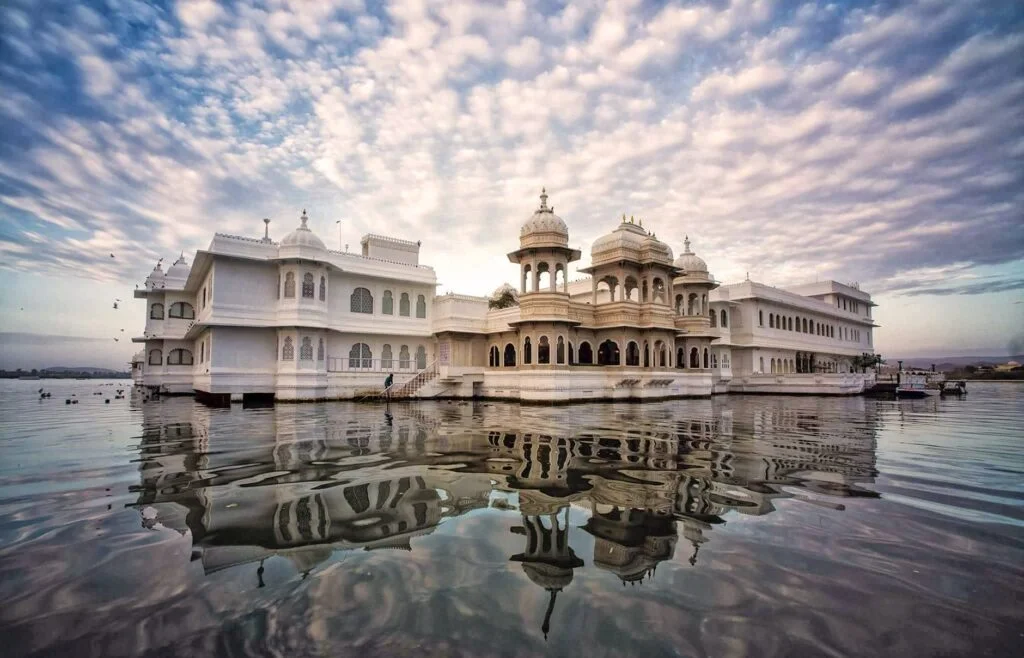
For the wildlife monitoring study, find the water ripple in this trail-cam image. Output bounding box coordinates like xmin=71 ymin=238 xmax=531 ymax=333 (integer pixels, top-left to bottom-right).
xmin=0 ymin=379 xmax=1022 ymax=657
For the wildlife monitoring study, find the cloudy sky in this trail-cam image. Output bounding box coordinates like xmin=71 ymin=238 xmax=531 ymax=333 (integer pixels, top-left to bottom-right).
xmin=0 ymin=0 xmax=1022 ymax=369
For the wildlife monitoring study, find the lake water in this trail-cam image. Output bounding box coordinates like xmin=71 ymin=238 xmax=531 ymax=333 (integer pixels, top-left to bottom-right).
xmin=0 ymin=380 xmax=1022 ymax=657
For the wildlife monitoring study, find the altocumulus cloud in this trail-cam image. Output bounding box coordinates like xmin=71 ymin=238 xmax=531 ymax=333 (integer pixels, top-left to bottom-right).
xmin=0 ymin=0 xmax=1021 ymax=297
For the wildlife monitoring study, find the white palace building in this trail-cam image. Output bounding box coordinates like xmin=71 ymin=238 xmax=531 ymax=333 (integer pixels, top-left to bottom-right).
xmin=134 ymin=190 xmax=877 ymax=403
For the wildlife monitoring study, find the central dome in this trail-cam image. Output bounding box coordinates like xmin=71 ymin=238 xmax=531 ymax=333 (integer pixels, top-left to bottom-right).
xmin=281 ymin=210 xmax=327 ymax=251
xmin=520 ymin=188 xmax=569 ymax=248
xmin=591 ymin=217 xmax=673 ymax=266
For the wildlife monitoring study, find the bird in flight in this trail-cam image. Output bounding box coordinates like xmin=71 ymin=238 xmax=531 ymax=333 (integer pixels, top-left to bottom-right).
xmin=113 ymin=338 xmax=119 ymax=342
xmin=110 ymin=253 xmax=115 ymax=258
xmin=113 ymin=302 xmax=119 ymax=309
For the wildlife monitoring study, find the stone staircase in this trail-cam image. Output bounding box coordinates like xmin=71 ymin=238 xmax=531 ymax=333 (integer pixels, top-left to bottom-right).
xmin=389 ymin=361 xmax=439 ymax=399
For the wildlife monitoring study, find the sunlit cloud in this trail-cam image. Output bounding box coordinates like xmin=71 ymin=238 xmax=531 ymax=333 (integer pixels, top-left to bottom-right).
xmin=0 ymin=0 xmax=1020 ymax=306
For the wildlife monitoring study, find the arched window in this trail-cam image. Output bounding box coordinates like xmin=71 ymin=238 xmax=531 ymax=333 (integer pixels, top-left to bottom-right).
xmin=556 ymin=337 xmax=565 ymax=364
xmin=302 ymin=273 xmax=315 ymax=298
xmin=382 ymin=291 xmax=394 ymax=315
xmin=148 ymin=349 xmax=162 ymax=365
xmin=788 ymin=317 xmax=793 ymax=331
xmin=416 ymin=294 xmax=426 ymax=319
xmin=319 ymin=276 xmax=326 ymax=302
xmin=690 ymin=347 xmax=700 ymax=368
xmin=399 ymin=293 xmax=410 ymax=316
xmin=709 ymin=311 xmax=717 ymax=327
xmin=399 ymin=345 xmax=410 ymax=369
xmin=489 ymin=345 xmax=499 ymax=367
xmin=349 ymin=343 xmax=372 ymax=368
xmin=568 ymin=341 xmax=574 ymax=364
xmin=771 ymin=358 xmax=776 ymax=373
xmin=350 ymin=287 xmax=373 ymax=313
xmin=578 ymin=341 xmax=593 ymax=365
xmin=416 ymin=345 xmax=427 ymax=369
xmin=167 ymin=348 xmax=193 ymax=365
xmin=759 ymin=310 xmax=764 ymax=326
xmin=382 ymin=344 xmax=393 ymax=369
xmin=503 ymin=343 xmax=516 ymax=367
xmin=656 ymin=341 xmax=667 ymax=367
xmin=676 ymin=294 xmax=684 ymax=315
xmin=803 ymin=318 xmax=808 ymax=333
xmin=282 ymin=337 xmax=294 ymax=360
xmin=284 ymin=272 xmax=295 ymax=298
xmin=150 ymin=303 xmax=164 ymax=319
xmin=598 ymin=340 xmax=620 ymax=366
xmin=703 ymin=348 xmax=709 ymax=369
xmin=626 ymin=341 xmax=640 ymax=366
xmin=759 ymin=356 xmax=764 ymax=373
xmin=711 ymin=353 xmax=718 ymax=368
xmin=200 ymin=341 xmax=204 ymax=363
xmin=643 ymin=343 xmax=650 ymax=368
xmin=538 ymin=336 xmax=550 ymax=364
xmin=677 ymin=347 xmax=685 ymax=368
xmin=317 ymin=338 xmax=325 ymax=361
xmin=769 ymin=313 xmax=774 ymax=329
xmin=721 ymin=309 xmax=728 ymax=328
xmin=168 ymin=302 xmax=194 ymax=319
xmin=524 ymin=337 xmax=532 ymax=364
xmin=276 ymin=274 xmax=280 ymax=300
xmin=298 ymin=337 xmax=312 ymax=360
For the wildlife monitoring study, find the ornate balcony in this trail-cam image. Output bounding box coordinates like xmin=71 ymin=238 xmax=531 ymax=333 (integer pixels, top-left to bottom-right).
xmin=674 ymin=315 xmax=713 ymax=336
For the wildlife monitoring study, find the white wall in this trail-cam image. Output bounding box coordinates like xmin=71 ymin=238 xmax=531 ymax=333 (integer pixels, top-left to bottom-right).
xmin=327 ymin=272 xmax=433 ymax=335
xmin=211 ymin=327 xmax=278 ymax=369
xmin=213 ymin=259 xmax=277 ymax=309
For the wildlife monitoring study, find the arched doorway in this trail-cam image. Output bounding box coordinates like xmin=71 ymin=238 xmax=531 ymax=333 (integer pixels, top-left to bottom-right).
xmin=578 ymin=341 xmax=593 ymax=364
xmin=703 ymin=348 xmax=709 ymax=369
xmin=598 ymin=340 xmax=620 ymax=366
xmin=503 ymin=343 xmax=516 ymax=367
xmin=626 ymin=341 xmax=640 ymax=366
xmin=690 ymin=347 xmax=700 ymax=368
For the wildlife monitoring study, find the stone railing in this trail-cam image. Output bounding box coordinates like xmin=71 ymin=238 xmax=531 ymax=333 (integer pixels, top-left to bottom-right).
xmin=518 ymin=292 xmax=572 ymax=320
xmin=674 ymin=315 xmax=712 ymax=334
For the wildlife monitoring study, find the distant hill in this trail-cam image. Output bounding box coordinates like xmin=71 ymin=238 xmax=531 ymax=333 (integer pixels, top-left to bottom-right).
xmin=896 ymin=355 xmax=1023 ymax=371
xmin=42 ymin=366 xmax=122 ymax=374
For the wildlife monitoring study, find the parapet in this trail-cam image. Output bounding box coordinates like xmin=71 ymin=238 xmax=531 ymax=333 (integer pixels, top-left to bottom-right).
xmin=360 ymin=234 xmax=420 ymax=266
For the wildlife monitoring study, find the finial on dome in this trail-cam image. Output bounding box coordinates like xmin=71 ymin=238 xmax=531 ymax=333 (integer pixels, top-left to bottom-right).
xmin=622 ymin=213 xmax=627 ymax=223
xmin=262 ymin=217 xmax=271 ymax=242
xmin=539 ymin=187 xmax=549 ymax=211
xmin=684 ymin=235 xmax=691 ymax=253
xmin=300 ymin=209 xmax=308 ymax=228
xmin=630 ymin=215 xmax=634 ymax=224
xmin=639 ymin=218 xmax=643 ymax=227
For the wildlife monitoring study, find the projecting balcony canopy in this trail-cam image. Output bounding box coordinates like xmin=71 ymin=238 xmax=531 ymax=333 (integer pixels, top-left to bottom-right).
xmin=578 ymin=261 xmax=684 ymax=277
xmin=507 ymin=246 xmax=582 ymax=263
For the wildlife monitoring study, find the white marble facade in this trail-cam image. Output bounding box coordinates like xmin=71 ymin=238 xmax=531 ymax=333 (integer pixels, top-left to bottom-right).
xmin=136 ymin=193 xmax=877 ymax=401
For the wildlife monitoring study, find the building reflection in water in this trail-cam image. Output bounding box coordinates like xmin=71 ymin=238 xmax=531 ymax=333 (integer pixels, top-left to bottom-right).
xmin=131 ymin=396 xmax=879 ymax=638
